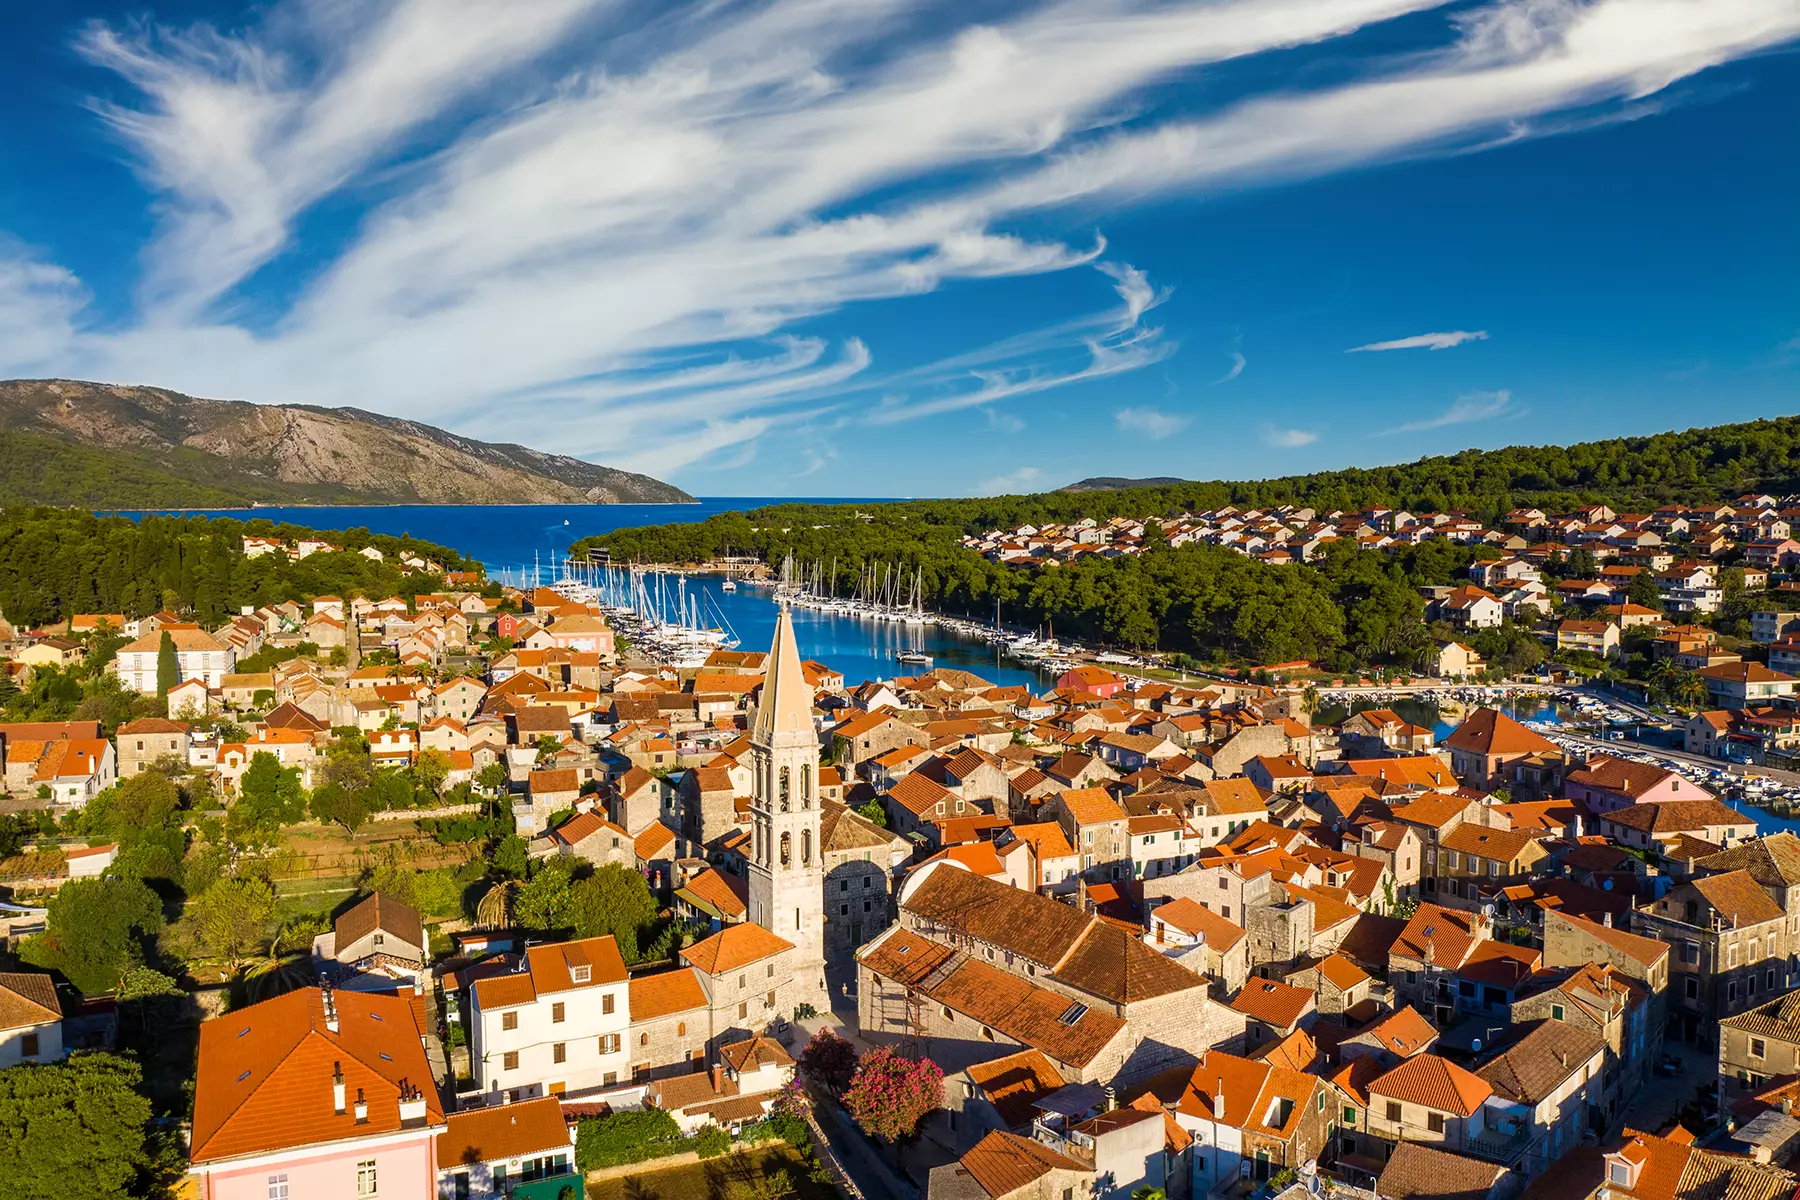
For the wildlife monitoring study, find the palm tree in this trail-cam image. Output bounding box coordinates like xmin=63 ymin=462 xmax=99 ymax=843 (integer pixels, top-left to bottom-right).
xmin=242 ymin=952 xmax=315 ymax=1003
xmin=477 ymin=880 xmax=517 ymax=928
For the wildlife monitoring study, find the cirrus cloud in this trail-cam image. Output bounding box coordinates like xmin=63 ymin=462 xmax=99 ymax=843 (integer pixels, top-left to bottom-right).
xmin=1381 ymin=388 xmax=1521 ymax=434
xmin=1347 ymin=330 xmax=1490 ymax=352
xmin=1116 ymin=406 xmax=1190 ymax=439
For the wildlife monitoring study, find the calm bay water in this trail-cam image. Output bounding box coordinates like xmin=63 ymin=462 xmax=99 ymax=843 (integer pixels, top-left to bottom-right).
xmin=126 ymin=499 xmax=1045 ymax=688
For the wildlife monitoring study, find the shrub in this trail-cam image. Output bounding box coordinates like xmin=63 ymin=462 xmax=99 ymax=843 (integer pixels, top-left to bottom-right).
xmin=575 ymin=1109 xmax=684 ymax=1170
xmin=694 ymin=1126 xmax=731 ymax=1159
xmin=843 ymin=1047 xmax=943 ymax=1143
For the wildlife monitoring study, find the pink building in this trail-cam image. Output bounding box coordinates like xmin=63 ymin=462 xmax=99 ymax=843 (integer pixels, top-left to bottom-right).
xmin=1564 ymin=754 xmax=1711 ymax=814
xmin=189 ymin=987 xmax=445 ymax=1200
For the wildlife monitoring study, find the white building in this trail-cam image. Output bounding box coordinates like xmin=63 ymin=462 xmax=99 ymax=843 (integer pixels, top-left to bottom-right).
xmin=0 ymin=973 xmax=63 ymax=1068
xmin=470 ymin=936 xmax=631 ymax=1102
xmin=113 ymin=627 xmax=236 ymax=694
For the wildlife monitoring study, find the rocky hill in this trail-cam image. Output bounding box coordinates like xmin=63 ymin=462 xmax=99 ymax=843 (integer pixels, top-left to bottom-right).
xmin=0 ymin=379 xmax=693 ymax=507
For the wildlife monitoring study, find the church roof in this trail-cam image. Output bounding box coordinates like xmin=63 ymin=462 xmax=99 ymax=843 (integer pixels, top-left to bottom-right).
xmin=753 ymin=609 xmax=815 ymax=743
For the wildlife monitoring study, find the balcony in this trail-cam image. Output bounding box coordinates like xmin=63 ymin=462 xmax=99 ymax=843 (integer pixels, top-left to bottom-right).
xmin=1467 ymin=1124 xmax=1532 ymax=1167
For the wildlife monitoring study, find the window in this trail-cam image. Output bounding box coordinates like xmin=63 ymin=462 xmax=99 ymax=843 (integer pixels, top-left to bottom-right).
xmin=840 ymin=904 xmax=850 ymax=917
xmin=553 ymin=1042 xmax=567 ymax=1064
xmin=503 ymin=1051 xmax=519 ymax=1071
xmin=1729 ymin=982 xmax=1739 ymax=1003
xmin=864 ymin=875 xmax=873 ymax=889
xmin=640 ymin=1032 xmax=649 ymax=1047
xmin=552 ymin=1003 xmax=565 ymax=1024
xmin=864 ymin=899 xmax=873 ymax=913
xmin=1686 ymin=977 xmax=1700 ymax=999
xmin=739 ymin=1001 xmax=748 ymax=1019
xmin=1610 ymin=1164 xmax=1631 ymax=1187
xmin=373 ymin=933 xmax=385 ymax=946
xmin=1551 ymin=1005 xmax=1565 ymax=1021
xmin=1344 ymin=1106 xmax=1356 ymax=1125
xmin=502 ymin=1011 xmax=518 ymax=1031
xmin=1753 ymin=1038 xmax=1768 ymax=1059
xmin=1428 ymin=1113 xmax=1445 ymax=1134
xmin=572 ymin=965 xmax=591 ymax=983
xmin=452 ymin=1174 xmax=470 ymax=1200
xmin=1386 ymin=1102 xmax=1402 ymax=1122
xmin=356 ymin=1160 xmax=378 ymax=1198
xmin=1219 ymin=877 xmax=1228 ymax=889
xmin=766 ymin=991 xmax=776 ymax=1008
xmin=677 ymin=1022 xmax=686 ymax=1037
xmin=599 ymin=1034 xmax=621 ymax=1054
xmin=268 ymin=1175 xmax=290 ymax=1200
xmin=1318 ymin=1092 xmax=1327 ymax=1113
xmin=19 ymin=1033 xmax=37 ymax=1058
xmin=603 ymin=994 xmax=615 ymax=1015
xmin=1222 ymin=905 xmax=1231 ymax=919
xmin=840 ymin=879 xmax=849 ymax=893
xmin=768 ymin=963 xmax=776 ymax=978
xmin=1446 ymin=851 xmax=1459 ymax=869
xmin=738 ymin=974 xmax=747 ymax=989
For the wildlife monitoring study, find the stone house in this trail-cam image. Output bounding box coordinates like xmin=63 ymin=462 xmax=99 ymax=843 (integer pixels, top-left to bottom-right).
xmin=1633 ymin=868 xmax=1788 ymax=1041
xmin=114 ymin=717 xmax=191 ymax=778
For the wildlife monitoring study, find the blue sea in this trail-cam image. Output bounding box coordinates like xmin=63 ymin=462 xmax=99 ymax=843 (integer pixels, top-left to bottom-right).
xmin=122 ymin=499 xmax=1045 ymax=690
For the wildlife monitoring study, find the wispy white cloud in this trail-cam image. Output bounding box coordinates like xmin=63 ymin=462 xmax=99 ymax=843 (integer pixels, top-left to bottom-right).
xmin=0 ymin=241 xmax=86 ymax=374
xmin=983 ymin=408 xmax=1026 ymax=436
xmin=1215 ymin=350 xmax=1247 ymax=382
xmin=1116 ymin=407 xmax=1189 ymax=438
xmin=1347 ymin=330 xmax=1489 ymax=352
xmin=5 ymin=0 xmax=1795 ymax=479
xmin=1263 ymin=425 xmax=1319 ymax=448
xmin=1382 ymin=388 xmax=1520 ymax=434
xmin=978 ymin=466 xmax=1044 ymax=496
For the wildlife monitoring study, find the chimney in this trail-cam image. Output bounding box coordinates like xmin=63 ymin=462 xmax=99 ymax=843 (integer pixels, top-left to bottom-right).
xmin=1783 ymin=1097 xmax=1794 ymax=1117
xmin=398 ymin=1081 xmax=428 ymax=1126
xmin=711 ymin=1064 xmax=724 ymax=1095
xmin=322 ymin=984 xmax=338 ymax=1034
xmin=1216 ymin=1076 xmax=1227 ymax=1122
xmin=353 ymin=1088 xmax=368 ymax=1123
xmin=1602 ymin=912 xmax=1613 ymax=928
xmin=1103 ymin=1085 xmax=1117 ymax=1112
xmin=333 ymin=1062 xmax=346 ymax=1114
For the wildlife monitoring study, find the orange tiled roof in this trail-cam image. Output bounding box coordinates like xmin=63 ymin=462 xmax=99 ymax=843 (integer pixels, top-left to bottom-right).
xmin=1369 ymin=1052 xmax=1492 ymax=1117
xmin=191 ymin=988 xmax=441 ymax=1164
xmin=627 ymin=968 xmax=708 ymax=1022
xmin=681 ymin=923 xmax=795 ymax=976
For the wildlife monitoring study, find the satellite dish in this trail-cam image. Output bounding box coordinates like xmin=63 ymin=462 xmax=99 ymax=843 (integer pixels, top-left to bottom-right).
xmin=1481 ymin=902 xmax=1496 ymax=918
xmin=1471 ymin=1038 xmax=1483 ymax=1052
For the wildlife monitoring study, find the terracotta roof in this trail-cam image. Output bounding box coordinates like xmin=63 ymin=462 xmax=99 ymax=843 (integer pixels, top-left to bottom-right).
xmin=1228 ymin=978 xmax=1315 ymax=1029
xmin=1378 ymin=1142 xmax=1506 ymax=1200
xmin=191 ymin=988 xmax=441 ymax=1164
xmin=1567 ymin=755 xmax=1687 ymax=799
xmin=334 ymin=892 xmax=425 ymax=954
xmin=634 ymin=821 xmax=678 ymax=860
xmin=1369 ymin=1053 xmax=1492 ymax=1116
xmin=965 ymin=1049 xmax=1067 ymax=1129
xmin=1697 ymin=832 xmax=1800 ymax=887
xmin=551 ymin=810 xmax=628 ymax=849
xmin=1442 ymin=708 xmax=1557 ymax=757
xmin=0 ymin=972 xmax=60 ymax=1029
xmin=1149 ymin=897 xmax=1247 ymax=951
xmin=721 ymin=1033 xmax=794 ymax=1074
xmin=678 ymin=868 xmax=749 ymax=919
xmin=1056 ymin=786 xmax=1127 ymax=825
xmin=1392 ymin=904 xmax=1480 ymax=969
xmin=859 ymin=929 xmax=1127 ymax=1068
xmin=1440 ymin=823 xmax=1539 ymax=864
xmin=1476 ymin=1021 xmax=1605 ymax=1104
xmin=528 ymin=767 xmax=580 ymax=795
xmin=1315 ymin=953 xmax=1371 ymax=991
xmin=628 ymin=968 xmax=709 ymax=1022
xmin=1007 ymin=821 xmax=1076 ymax=860
xmin=1357 ymin=1006 xmax=1439 ymax=1058
xmin=681 ymin=923 xmax=795 ymax=976
xmin=437 ymin=1096 xmax=568 ymax=1169
xmin=1691 ymin=869 xmax=1786 ymax=926
xmin=957 ymin=1130 xmax=1090 ymax=1198
xmin=1603 ymin=798 xmax=1752 ymax=836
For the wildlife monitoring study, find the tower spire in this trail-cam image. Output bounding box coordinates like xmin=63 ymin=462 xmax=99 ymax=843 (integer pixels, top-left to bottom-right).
xmin=754 ymin=607 xmax=812 ymax=742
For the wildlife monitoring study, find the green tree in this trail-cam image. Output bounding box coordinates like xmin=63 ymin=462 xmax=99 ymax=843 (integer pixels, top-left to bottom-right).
xmin=0 ymin=1052 xmax=157 ymax=1200
xmin=413 ymin=748 xmax=452 ymax=798
xmin=492 ymin=834 xmax=529 ymax=879
xmin=516 ymin=864 xmax=575 ymax=933
xmin=187 ymin=875 xmax=277 ymax=971
xmin=20 ymin=875 xmax=164 ymax=994
xmin=309 ymin=782 xmax=372 ymax=833
xmin=155 ymin=631 xmax=179 ymax=699
xmin=231 ymin=751 xmax=308 ymax=836
xmin=569 ymin=864 xmax=660 ymax=961
xmin=855 ymin=798 xmax=888 ymax=828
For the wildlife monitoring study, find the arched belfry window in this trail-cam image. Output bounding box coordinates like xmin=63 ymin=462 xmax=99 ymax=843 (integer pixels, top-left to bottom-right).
xmin=779 ymin=767 xmax=791 ymax=813
xmin=802 ymin=764 xmax=812 ymax=809
xmin=780 ymin=832 xmax=792 ymax=867
xmin=802 ymin=829 xmax=812 ymax=866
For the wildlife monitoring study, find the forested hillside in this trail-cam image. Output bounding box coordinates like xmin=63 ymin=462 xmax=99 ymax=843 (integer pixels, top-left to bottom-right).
xmin=577 ymin=414 xmax=1800 ymax=668
xmin=0 ymin=509 xmax=476 ymax=630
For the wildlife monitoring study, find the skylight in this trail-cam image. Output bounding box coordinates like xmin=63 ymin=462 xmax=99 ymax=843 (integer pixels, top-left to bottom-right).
xmin=237 ymin=1070 xmax=251 ymax=1082
xmin=379 ymin=1052 xmax=393 ymax=1061
xmin=1058 ymin=1002 xmax=1089 ymax=1026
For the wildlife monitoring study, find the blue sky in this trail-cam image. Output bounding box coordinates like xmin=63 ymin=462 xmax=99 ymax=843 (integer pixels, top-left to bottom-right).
xmin=1 ymin=0 xmax=1796 ymax=497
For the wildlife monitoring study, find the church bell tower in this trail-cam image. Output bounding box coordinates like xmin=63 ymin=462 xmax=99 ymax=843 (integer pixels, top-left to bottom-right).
xmin=745 ymin=608 xmax=826 ymax=999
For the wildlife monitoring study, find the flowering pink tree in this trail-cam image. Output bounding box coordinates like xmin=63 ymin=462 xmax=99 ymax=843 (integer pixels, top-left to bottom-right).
xmin=843 ymin=1047 xmax=943 ymax=1142
xmin=798 ymin=1028 xmax=859 ymax=1095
